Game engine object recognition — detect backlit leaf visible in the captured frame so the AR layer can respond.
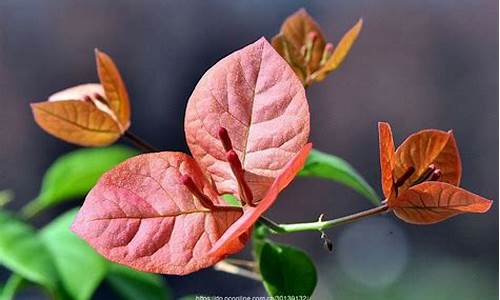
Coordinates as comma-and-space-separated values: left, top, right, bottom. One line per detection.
259, 241, 317, 298
393, 182, 492, 224
315, 19, 363, 81
22, 146, 137, 218
40, 209, 108, 300
31, 100, 121, 146
72, 152, 244, 275
272, 9, 362, 86
378, 122, 396, 199
394, 129, 461, 191
106, 264, 171, 300
0, 211, 57, 289
95, 49, 131, 129
299, 148, 379, 205
278, 8, 326, 73
185, 37, 310, 201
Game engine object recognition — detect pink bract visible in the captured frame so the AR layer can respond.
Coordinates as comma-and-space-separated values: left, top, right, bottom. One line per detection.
185, 37, 310, 201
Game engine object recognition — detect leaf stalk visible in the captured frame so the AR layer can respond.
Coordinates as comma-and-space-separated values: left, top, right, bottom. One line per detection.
259, 203, 389, 234
122, 131, 158, 153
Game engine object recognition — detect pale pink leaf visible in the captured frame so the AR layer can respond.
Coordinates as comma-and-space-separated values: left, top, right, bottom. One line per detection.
71, 152, 244, 275
185, 37, 310, 201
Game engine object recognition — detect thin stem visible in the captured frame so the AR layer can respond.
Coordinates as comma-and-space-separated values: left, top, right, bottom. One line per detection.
261, 203, 390, 234
123, 131, 159, 153
224, 258, 257, 269
213, 261, 261, 281
258, 216, 284, 232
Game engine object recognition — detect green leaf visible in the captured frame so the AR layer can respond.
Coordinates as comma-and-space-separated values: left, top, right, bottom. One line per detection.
259, 241, 317, 298
252, 221, 270, 259
299, 149, 379, 205
22, 145, 137, 217
106, 264, 172, 300
0, 274, 24, 300
39, 209, 108, 300
0, 211, 57, 289
0, 190, 13, 208
221, 194, 242, 207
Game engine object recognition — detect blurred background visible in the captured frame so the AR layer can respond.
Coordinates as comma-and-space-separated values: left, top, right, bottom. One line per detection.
0, 0, 497, 299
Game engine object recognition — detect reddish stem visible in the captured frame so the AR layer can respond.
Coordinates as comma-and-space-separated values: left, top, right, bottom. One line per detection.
226, 150, 254, 206
181, 175, 242, 212
218, 127, 233, 152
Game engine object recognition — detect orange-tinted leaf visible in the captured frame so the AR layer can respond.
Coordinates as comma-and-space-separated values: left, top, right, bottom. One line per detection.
48, 83, 116, 118
278, 8, 326, 73
429, 131, 461, 185
95, 49, 131, 130
209, 143, 312, 257
394, 129, 461, 191
271, 34, 307, 84
378, 122, 395, 200
392, 181, 492, 224
31, 100, 121, 146
314, 19, 362, 81
185, 38, 310, 202
71, 152, 244, 275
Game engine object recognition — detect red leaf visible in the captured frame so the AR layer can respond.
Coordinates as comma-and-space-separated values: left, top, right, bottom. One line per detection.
71, 152, 244, 275
209, 143, 312, 257
392, 181, 492, 224
185, 37, 310, 202
378, 122, 395, 199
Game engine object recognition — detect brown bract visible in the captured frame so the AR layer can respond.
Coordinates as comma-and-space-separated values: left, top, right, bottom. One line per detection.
378, 122, 492, 224
72, 38, 311, 275
272, 8, 362, 87
31, 50, 130, 146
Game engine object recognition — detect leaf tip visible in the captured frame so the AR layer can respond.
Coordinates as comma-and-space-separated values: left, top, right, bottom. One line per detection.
30, 101, 41, 110
255, 36, 270, 47
94, 48, 111, 65
94, 48, 104, 61
356, 18, 364, 27
296, 7, 308, 16
476, 197, 493, 213
378, 121, 392, 132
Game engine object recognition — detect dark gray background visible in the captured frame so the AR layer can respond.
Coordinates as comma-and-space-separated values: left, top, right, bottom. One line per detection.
0, 0, 497, 299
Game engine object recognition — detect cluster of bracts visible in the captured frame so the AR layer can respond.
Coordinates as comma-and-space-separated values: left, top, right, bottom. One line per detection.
31, 9, 491, 276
